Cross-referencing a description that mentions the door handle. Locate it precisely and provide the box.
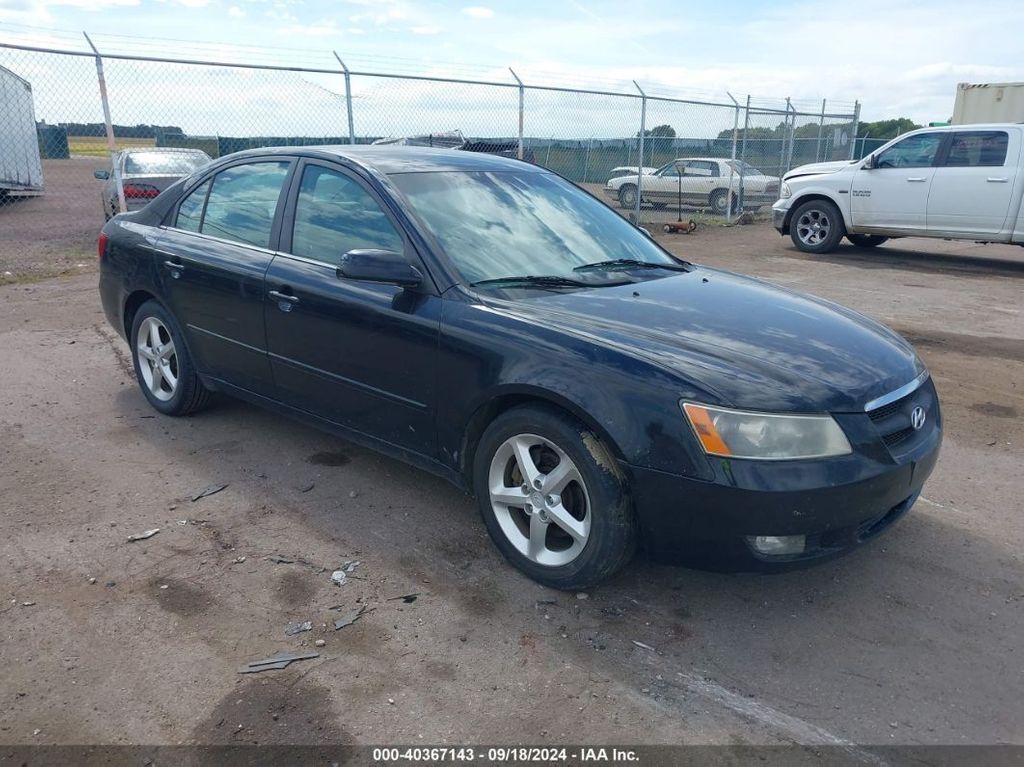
[987,177,1009,183]
[906,177,927,182]
[162,259,185,278]
[268,289,300,305]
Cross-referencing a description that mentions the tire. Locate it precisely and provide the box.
[789,198,845,253]
[708,189,736,216]
[129,299,212,416]
[617,184,637,209]
[846,234,888,248]
[473,404,636,590]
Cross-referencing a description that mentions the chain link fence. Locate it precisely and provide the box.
[0,36,859,279]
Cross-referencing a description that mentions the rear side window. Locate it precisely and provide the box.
[290,165,404,261]
[876,133,943,169]
[685,160,719,177]
[175,180,209,232]
[945,131,1008,167]
[199,162,290,248]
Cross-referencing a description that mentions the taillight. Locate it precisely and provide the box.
[122,183,160,199]
[97,231,109,260]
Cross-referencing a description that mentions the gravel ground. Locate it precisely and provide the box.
[0,224,1021,752]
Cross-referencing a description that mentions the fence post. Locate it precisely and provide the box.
[725,92,740,224]
[633,80,646,227]
[738,95,750,211]
[785,99,796,172]
[815,98,826,162]
[849,101,861,160]
[83,32,125,215]
[333,53,356,145]
[509,68,524,161]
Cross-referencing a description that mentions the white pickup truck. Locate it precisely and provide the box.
[772,123,1024,253]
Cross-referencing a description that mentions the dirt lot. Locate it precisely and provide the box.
[0,224,1022,755]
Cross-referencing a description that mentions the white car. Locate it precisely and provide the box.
[772,123,1024,253]
[604,158,780,214]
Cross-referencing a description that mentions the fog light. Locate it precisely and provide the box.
[749,535,806,556]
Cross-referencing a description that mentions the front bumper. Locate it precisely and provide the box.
[772,200,790,232]
[622,415,941,571]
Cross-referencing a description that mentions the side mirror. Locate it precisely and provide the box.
[337,249,422,288]
[862,154,876,170]
[94,170,110,180]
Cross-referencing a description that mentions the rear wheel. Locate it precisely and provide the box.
[846,234,888,248]
[790,199,845,253]
[618,184,637,209]
[709,189,737,216]
[130,300,211,416]
[473,405,636,589]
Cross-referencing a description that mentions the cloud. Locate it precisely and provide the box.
[409,25,440,35]
[227,5,245,18]
[461,6,494,18]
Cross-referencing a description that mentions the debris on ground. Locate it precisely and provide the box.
[88,577,96,585]
[576,592,589,600]
[238,651,319,674]
[333,605,368,630]
[386,593,420,604]
[536,598,557,606]
[21,601,35,607]
[285,620,312,636]
[191,483,228,502]
[331,570,348,587]
[632,640,655,651]
[314,639,326,648]
[267,555,295,564]
[299,482,315,493]
[231,556,246,565]
[126,528,160,542]
[344,560,360,573]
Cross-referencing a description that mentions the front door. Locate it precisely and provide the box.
[850,131,945,232]
[264,160,441,457]
[927,129,1020,236]
[157,159,293,395]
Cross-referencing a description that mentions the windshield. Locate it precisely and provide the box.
[123,151,210,175]
[726,160,765,176]
[389,170,681,286]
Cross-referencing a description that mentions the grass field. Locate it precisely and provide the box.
[68,135,156,157]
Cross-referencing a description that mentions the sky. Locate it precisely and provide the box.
[1,0,1023,135]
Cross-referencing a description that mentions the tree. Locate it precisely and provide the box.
[856,118,921,139]
[637,124,676,139]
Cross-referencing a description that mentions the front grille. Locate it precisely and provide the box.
[866,377,936,456]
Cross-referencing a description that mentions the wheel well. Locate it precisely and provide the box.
[459,393,624,493]
[122,290,157,338]
[782,194,843,234]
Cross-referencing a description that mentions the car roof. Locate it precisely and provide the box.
[123,147,208,154]
[216,145,546,175]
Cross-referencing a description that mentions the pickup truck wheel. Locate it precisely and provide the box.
[790,199,845,253]
[846,234,888,248]
[474,405,636,590]
[617,185,637,209]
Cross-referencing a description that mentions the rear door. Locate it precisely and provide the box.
[263,160,441,456]
[850,131,946,232]
[927,129,1020,236]
[157,158,294,395]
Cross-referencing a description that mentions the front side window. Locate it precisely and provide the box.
[390,170,681,286]
[657,162,681,177]
[875,133,943,169]
[290,165,404,261]
[201,162,290,248]
[175,180,209,232]
[945,131,1008,167]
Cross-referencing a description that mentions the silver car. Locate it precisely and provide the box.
[95,148,211,219]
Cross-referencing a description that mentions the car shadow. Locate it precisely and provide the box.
[802,242,1024,280]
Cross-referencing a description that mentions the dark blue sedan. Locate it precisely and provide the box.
[98,146,942,589]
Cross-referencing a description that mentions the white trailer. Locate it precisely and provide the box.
[0,64,44,196]
[952,82,1024,125]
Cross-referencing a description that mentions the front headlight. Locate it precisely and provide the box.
[779,182,792,199]
[682,402,851,460]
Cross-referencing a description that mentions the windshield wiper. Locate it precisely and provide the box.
[469,275,604,289]
[573,258,690,273]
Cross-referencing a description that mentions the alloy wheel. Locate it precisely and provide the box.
[487,433,591,567]
[796,208,831,246]
[135,316,178,402]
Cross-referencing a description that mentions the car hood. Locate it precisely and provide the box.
[484,267,922,412]
[783,160,856,180]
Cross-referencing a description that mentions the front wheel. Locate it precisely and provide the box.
[846,234,888,248]
[473,405,636,590]
[617,184,637,209]
[130,300,212,416]
[790,199,845,253]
